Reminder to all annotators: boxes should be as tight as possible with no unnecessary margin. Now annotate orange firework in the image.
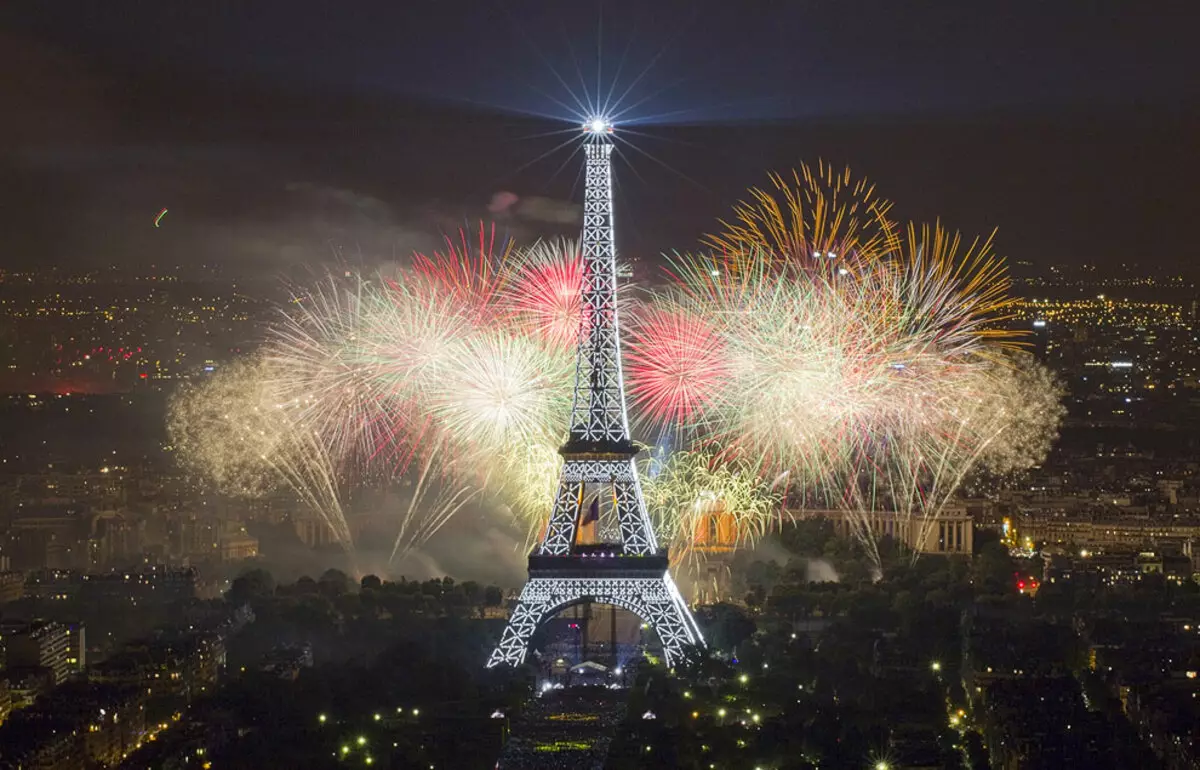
[705,161,898,273]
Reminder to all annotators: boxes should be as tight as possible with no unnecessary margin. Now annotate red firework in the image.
[626,304,728,428]
[504,240,584,350]
[410,223,513,324]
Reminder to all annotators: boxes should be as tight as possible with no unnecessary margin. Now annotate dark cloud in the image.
[0,2,1197,273]
[0,32,115,147]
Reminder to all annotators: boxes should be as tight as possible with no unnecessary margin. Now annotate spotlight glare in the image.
[585,117,613,134]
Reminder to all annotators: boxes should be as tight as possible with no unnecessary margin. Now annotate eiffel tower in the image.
[486,118,704,668]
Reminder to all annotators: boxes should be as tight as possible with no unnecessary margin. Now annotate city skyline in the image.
[1,4,1200,768]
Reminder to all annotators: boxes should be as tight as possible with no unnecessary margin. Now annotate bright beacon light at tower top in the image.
[583,117,614,135]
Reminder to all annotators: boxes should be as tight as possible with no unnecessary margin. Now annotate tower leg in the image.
[486,574,703,669]
[610,603,617,668]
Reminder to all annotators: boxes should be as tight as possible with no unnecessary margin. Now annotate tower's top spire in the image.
[583,116,615,143]
[563,111,630,456]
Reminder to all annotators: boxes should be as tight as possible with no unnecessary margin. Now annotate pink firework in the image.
[626,304,728,428]
[410,223,513,325]
[504,239,584,350]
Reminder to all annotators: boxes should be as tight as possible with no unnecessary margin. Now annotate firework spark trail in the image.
[493,440,565,547]
[189,229,580,554]
[172,168,1063,573]
[265,277,388,465]
[628,167,1064,571]
[705,162,897,272]
[502,238,585,350]
[430,328,574,465]
[641,450,781,567]
[625,304,727,429]
[167,358,355,552]
[388,445,483,565]
[874,355,1061,565]
[410,224,514,321]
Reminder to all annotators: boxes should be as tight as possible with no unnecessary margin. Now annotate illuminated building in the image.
[0,572,24,605]
[7,504,89,570]
[91,631,225,701]
[0,682,147,767]
[794,508,974,556]
[4,667,54,711]
[87,510,144,569]
[0,680,10,726]
[25,567,198,603]
[685,500,742,604]
[1,620,74,684]
[66,622,86,673]
[217,526,259,561]
[292,512,341,548]
[688,501,740,556]
[1017,512,1200,550]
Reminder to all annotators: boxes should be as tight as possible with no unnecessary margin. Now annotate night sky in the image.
[2,1,1198,276]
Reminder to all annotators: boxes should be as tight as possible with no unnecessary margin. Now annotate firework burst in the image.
[431,328,573,460]
[706,161,897,273]
[172,165,1063,573]
[629,170,1064,569]
[625,304,727,429]
[185,228,578,554]
[168,357,355,551]
[409,224,513,321]
[642,450,781,566]
[503,238,585,350]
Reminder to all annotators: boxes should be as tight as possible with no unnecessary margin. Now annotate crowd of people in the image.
[497,686,628,769]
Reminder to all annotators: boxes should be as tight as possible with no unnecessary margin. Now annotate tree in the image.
[972,540,1015,596]
[780,517,835,557]
[228,568,275,605]
[673,643,732,682]
[318,568,352,597]
[460,581,483,616]
[767,583,816,618]
[695,603,756,652]
[360,574,382,591]
[744,559,783,591]
[1033,577,1078,618]
[483,585,504,609]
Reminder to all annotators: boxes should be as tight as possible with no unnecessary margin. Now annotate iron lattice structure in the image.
[487,122,704,668]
